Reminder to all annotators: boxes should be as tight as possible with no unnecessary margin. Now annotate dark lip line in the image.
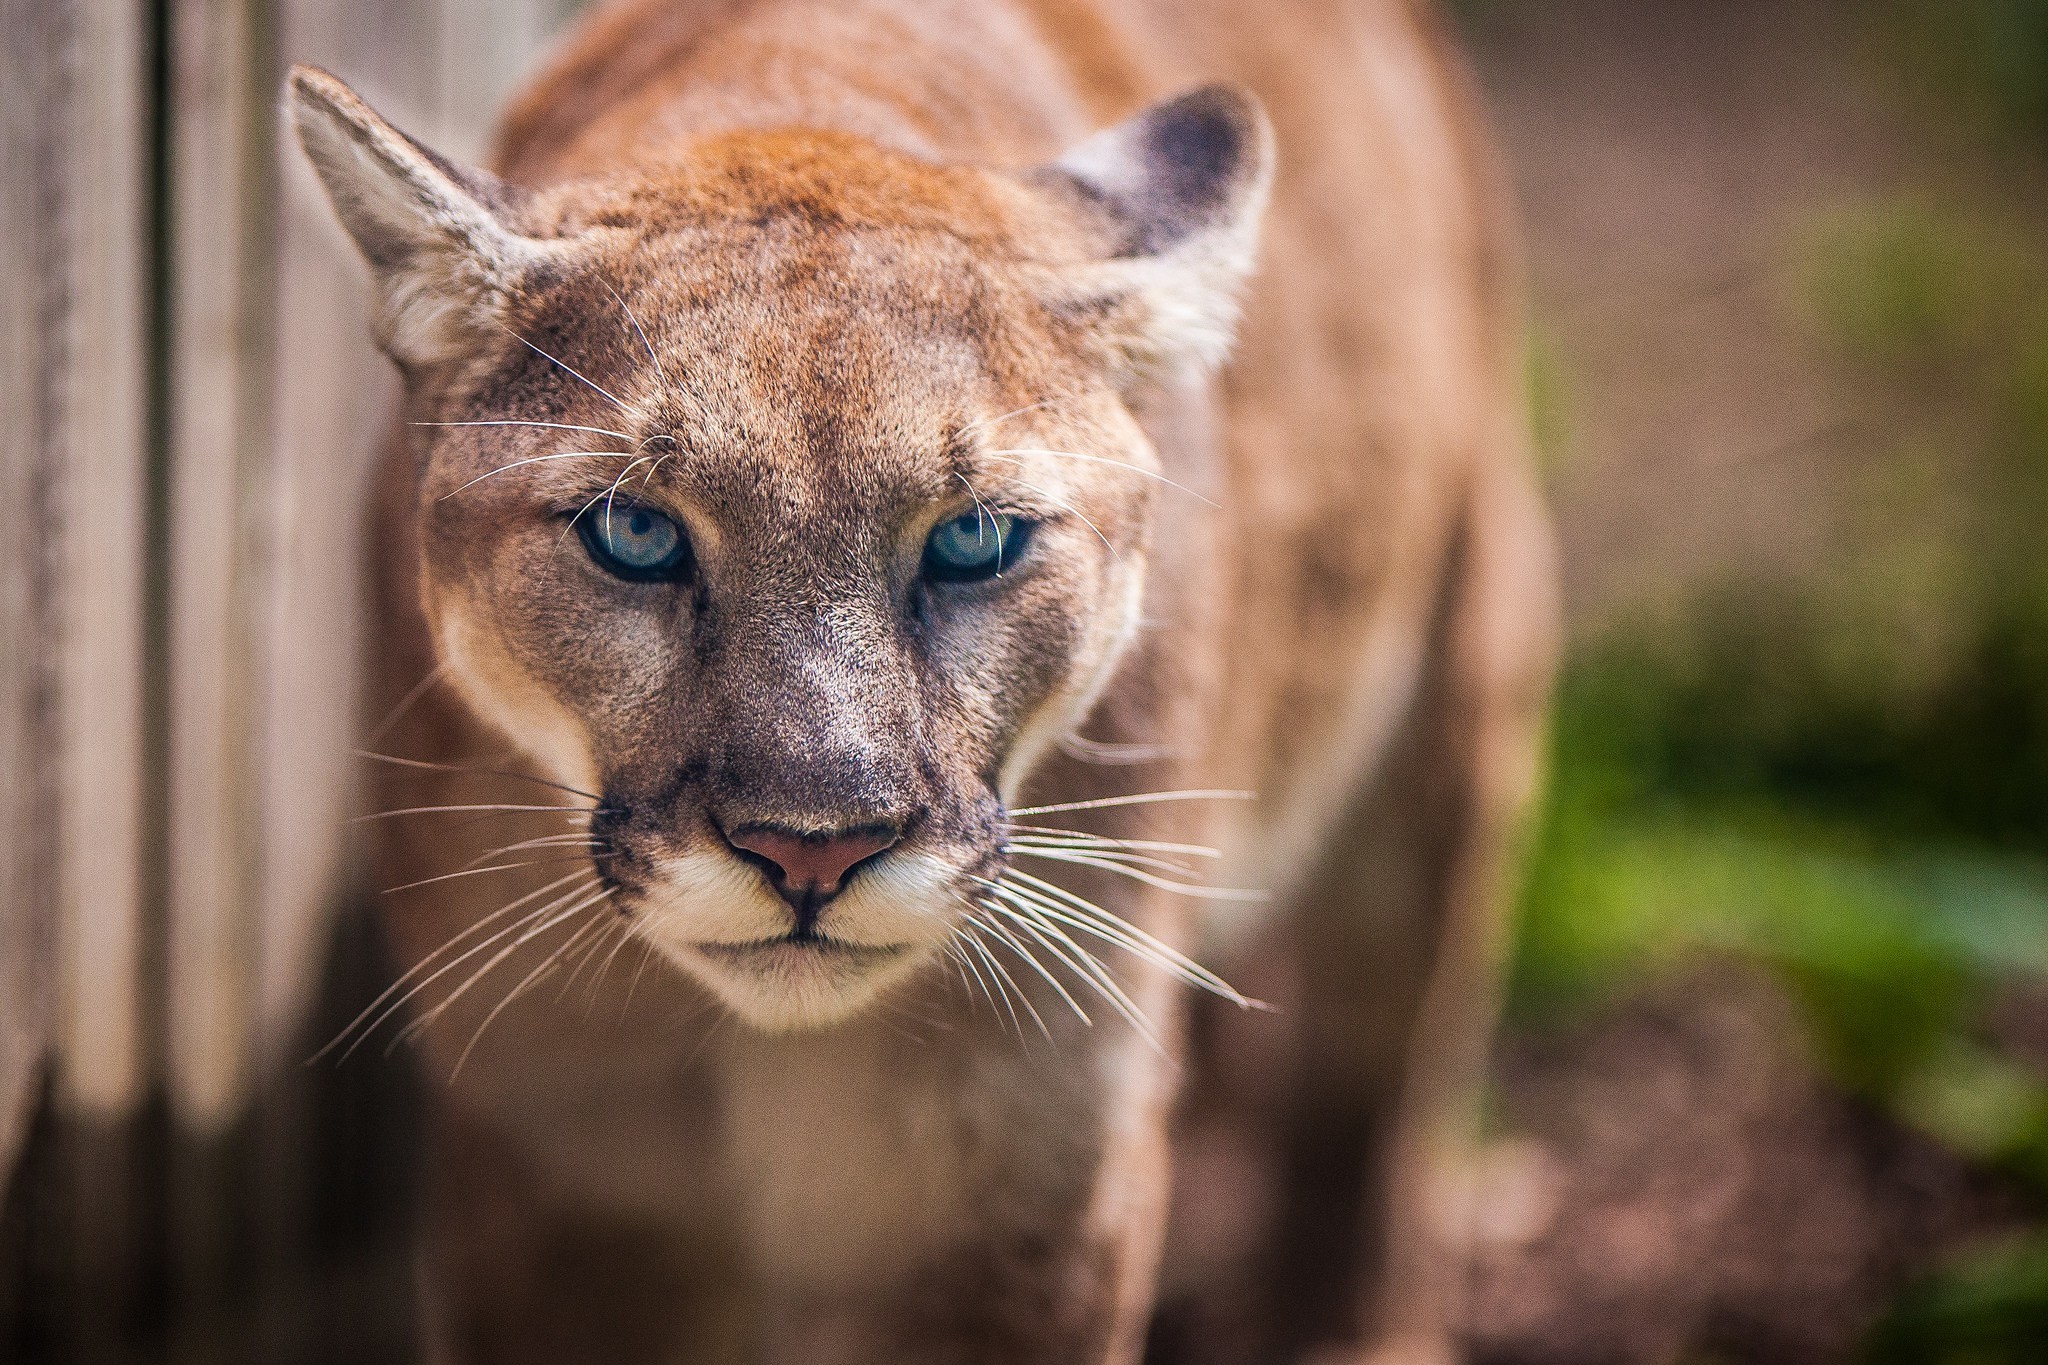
[695,936,910,958]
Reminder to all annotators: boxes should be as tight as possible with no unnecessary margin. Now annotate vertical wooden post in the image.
[52,0,157,1125]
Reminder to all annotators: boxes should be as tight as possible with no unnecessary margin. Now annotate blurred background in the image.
[3,0,2046,1361]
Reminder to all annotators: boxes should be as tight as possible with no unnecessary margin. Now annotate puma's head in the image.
[289,65,1271,1030]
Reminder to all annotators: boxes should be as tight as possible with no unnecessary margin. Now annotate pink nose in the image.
[723,823,899,902]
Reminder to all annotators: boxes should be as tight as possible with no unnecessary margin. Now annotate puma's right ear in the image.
[286,65,551,370]
[1028,84,1275,388]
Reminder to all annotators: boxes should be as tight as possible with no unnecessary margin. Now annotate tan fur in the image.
[291,1,1556,1361]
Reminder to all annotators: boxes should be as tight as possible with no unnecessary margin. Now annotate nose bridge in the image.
[708,589,922,824]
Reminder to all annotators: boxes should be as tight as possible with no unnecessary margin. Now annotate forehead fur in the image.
[525,128,1097,261]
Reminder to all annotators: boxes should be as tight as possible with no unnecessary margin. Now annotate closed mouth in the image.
[696,935,908,962]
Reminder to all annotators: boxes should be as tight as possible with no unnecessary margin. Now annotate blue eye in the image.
[924,507,1026,582]
[577,502,693,581]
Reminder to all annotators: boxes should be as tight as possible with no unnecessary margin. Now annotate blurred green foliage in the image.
[1878,0,2048,145]
[1513,163,2048,1365]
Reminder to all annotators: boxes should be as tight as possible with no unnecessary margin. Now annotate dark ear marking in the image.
[1053,85,1265,257]
[1027,84,1275,386]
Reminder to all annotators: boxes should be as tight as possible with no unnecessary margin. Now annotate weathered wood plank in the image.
[165,0,266,1133]
[0,0,64,1180]
[53,0,155,1123]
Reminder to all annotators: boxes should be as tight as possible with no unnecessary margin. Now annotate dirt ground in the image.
[1463,971,2034,1363]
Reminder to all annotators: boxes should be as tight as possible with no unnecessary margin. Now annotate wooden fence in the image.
[1,1,580,1357]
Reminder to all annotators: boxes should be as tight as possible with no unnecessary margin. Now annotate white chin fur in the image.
[634,847,958,1032]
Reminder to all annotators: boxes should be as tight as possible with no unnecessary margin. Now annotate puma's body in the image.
[294,1,1556,1362]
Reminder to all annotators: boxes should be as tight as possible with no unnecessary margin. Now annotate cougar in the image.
[288,0,1556,1361]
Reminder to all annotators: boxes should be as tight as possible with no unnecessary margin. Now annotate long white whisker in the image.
[590,916,643,1009]
[353,749,605,803]
[412,418,638,443]
[1010,789,1255,817]
[500,323,631,413]
[946,933,1008,1036]
[971,906,1093,1027]
[315,869,594,1062]
[602,280,669,390]
[1000,870,1261,1009]
[984,448,1217,507]
[953,473,1006,564]
[440,451,644,501]
[1008,848,1267,902]
[1001,473,1117,560]
[353,803,598,822]
[400,883,611,1049]
[379,854,600,896]
[948,920,1017,1039]
[452,895,615,1078]
[956,400,1054,439]
[1002,827,1221,859]
[961,918,1051,1042]
[365,662,448,747]
[558,910,627,1004]
[1009,845,1201,878]
[982,889,1163,1051]
[622,939,659,1019]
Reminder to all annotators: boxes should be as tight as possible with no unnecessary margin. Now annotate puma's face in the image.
[290,68,1270,1029]
[416,236,1163,1030]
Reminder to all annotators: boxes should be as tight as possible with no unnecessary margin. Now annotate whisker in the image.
[439,450,644,501]
[947,923,1014,1039]
[1009,789,1255,817]
[353,803,600,823]
[1006,847,1267,902]
[1000,473,1117,560]
[313,869,595,1063]
[944,936,1006,1035]
[961,918,1051,1042]
[353,749,604,803]
[622,938,659,1019]
[1006,832,1213,866]
[972,905,1093,1028]
[956,400,1054,440]
[601,280,669,391]
[499,322,632,413]
[452,895,615,1078]
[1001,825,1220,858]
[460,833,607,862]
[1000,870,1261,1009]
[589,916,642,1009]
[558,911,627,1004]
[984,894,1164,1052]
[953,473,1006,564]
[379,853,604,896]
[365,662,448,747]
[1007,843,1204,879]
[984,447,1218,508]
[412,418,639,443]
[401,882,612,1052]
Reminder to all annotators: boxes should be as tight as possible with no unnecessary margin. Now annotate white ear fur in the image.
[286,65,551,370]
[1035,84,1274,385]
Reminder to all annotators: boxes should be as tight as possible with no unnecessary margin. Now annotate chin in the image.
[671,937,931,1031]
[633,848,961,1032]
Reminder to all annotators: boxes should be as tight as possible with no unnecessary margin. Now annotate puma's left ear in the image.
[1032,84,1275,387]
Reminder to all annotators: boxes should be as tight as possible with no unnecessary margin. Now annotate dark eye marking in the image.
[923,507,1033,583]
[577,502,695,582]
